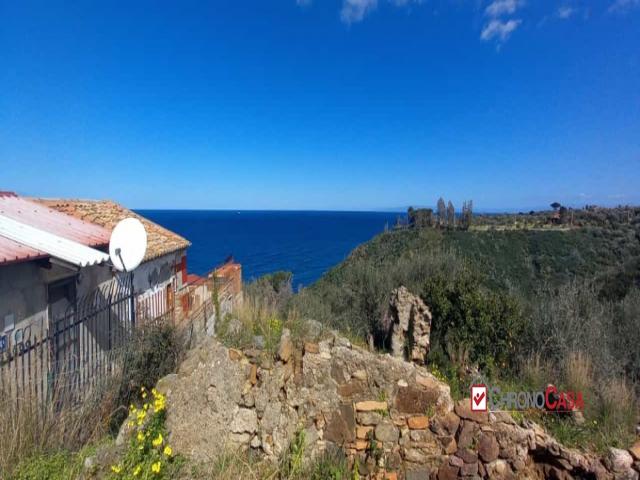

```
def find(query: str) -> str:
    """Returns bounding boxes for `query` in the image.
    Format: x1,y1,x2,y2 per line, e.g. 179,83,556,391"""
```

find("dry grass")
0,381,119,478
563,351,593,395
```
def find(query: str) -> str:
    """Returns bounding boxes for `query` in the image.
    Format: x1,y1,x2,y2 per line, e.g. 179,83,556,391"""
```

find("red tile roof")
0,192,111,266
34,199,190,262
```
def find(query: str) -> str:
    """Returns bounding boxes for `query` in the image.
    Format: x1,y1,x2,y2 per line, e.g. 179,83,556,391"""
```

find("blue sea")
138,210,399,287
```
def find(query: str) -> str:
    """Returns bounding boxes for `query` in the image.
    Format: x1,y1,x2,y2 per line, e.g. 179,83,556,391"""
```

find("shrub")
111,323,184,433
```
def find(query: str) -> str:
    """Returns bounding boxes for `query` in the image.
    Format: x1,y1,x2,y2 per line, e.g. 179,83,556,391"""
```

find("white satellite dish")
109,218,147,272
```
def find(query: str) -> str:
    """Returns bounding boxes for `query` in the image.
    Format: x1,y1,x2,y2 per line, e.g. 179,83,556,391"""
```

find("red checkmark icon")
473,392,486,406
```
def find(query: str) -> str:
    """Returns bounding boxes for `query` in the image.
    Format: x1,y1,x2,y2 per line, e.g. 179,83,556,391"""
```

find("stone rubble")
149,328,640,480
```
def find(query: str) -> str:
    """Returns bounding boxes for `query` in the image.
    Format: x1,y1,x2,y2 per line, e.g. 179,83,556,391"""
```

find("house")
34,198,191,321
0,192,190,353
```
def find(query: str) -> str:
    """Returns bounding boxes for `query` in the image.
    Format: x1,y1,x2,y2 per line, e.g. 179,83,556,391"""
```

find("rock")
388,286,432,364
404,448,429,464
456,447,478,464
478,432,499,462
228,348,243,361
231,408,258,434
278,329,293,362
337,380,365,398
253,335,265,349
155,373,178,395
408,416,429,430
395,386,440,414
304,342,319,354
430,412,460,437
249,364,258,385
352,369,368,381
454,399,489,424
606,448,634,473
229,432,251,444
450,456,464,467
358,411,383,425
439,436,457,455
485,459,509,478
324,403,356,443
375,422,400,443
250,435,261,448
357,426,374,439
456,420,477,449
437,463,460,480
355,400,387,412
461,461,478,476
406,468,431,480
630,441,640,461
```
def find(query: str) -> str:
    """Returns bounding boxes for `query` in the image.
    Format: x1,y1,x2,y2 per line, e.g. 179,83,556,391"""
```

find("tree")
551,202,561,211
437,197,446,228
408,207,434,228
446,201,455,229
407,207,415,226
461,200,474,230
559,206,569,224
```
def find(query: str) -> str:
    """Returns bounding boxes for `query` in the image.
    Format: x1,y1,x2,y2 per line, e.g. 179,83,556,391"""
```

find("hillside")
293,222,640,453
318,226,640,299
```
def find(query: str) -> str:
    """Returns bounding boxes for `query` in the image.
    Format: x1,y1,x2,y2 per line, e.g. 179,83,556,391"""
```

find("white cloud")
485,0,523,17
556,6,575,18
608,0,640,13
340,0,378,24
480,18,522,41
339,0,422,24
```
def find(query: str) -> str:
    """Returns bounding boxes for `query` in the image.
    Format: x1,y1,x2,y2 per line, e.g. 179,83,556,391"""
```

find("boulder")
278,328,293,362
606,448,634,473
388,286,431,364
478,432,499,462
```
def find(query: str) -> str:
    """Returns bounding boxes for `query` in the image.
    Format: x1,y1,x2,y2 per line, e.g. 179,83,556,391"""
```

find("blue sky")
1,0,639,211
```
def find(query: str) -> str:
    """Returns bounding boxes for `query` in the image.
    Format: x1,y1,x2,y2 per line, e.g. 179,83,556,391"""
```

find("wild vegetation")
0,323,184,479
290,204,640,453
3,203,639,477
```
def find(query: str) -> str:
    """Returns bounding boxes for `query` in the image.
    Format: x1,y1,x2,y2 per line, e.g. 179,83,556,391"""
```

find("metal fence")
0,274,173,407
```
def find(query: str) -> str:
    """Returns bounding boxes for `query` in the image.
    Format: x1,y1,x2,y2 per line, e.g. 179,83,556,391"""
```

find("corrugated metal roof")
0,215,110,267
0,193,112,266
0,236,47,265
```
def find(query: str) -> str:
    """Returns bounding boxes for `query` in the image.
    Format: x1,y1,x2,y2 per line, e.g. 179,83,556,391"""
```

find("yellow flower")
152,392,166,412
137,432,145,443
151,461,162,474
152,433,163,447
133,465,142,476
152,388,158,397
127,421,135,428
142,391,147,399
111,464,122,474
163,445,173,457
